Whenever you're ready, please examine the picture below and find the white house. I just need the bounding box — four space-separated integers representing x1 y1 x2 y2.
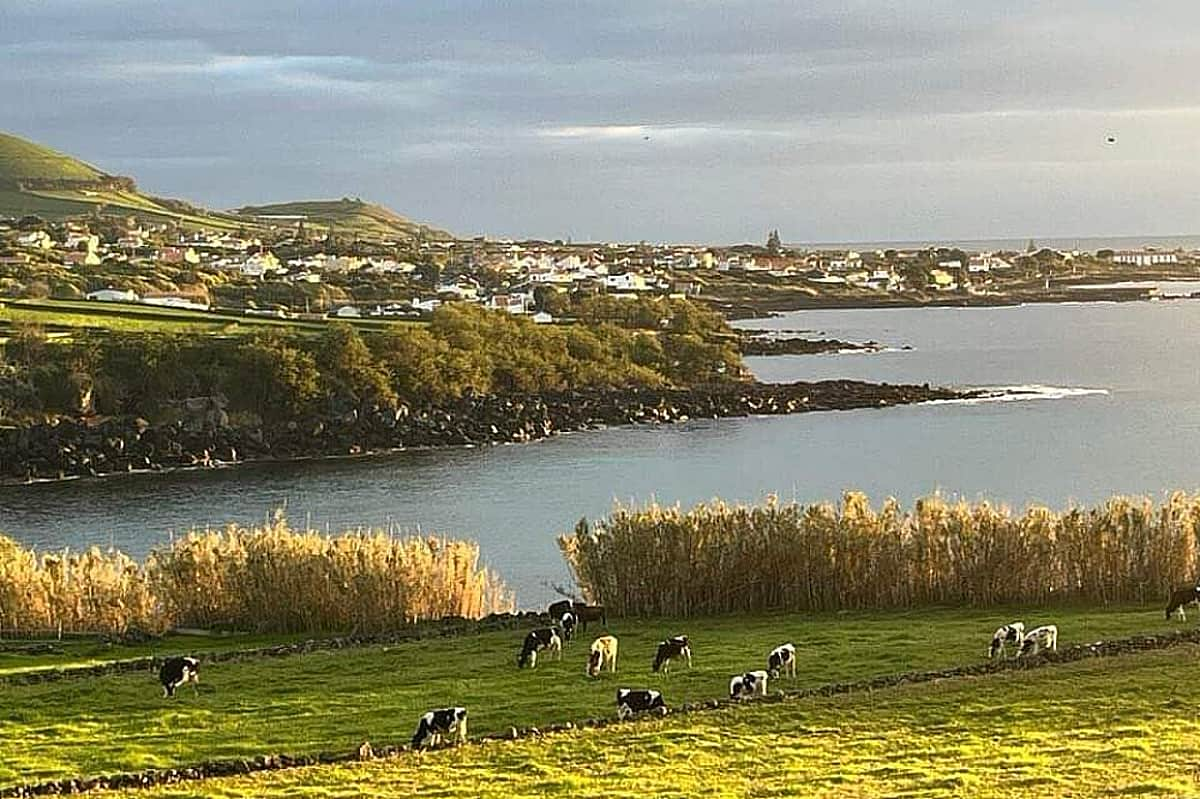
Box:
604 273 650 291
827 252 863 272
488 292 534 314
968 254 1012 273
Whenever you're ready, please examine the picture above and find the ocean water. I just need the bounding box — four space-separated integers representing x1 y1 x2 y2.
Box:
3 296 1200 606
789 234 1200 252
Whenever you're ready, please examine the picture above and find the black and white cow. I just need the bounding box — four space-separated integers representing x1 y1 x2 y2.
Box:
1018 624 1058 657
158 656 200 698
517 627 563 668
988 622 1025 659
767 643 796 679
729 670 770 700
411 707 468 749
652 635 692 673
616 688 665 719
559 612 578 643
1165 586 1200 621
571 602 607 631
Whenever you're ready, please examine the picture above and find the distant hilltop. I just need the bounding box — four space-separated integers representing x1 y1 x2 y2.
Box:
234 198 451 241
0 130 451 240
0 131 136 192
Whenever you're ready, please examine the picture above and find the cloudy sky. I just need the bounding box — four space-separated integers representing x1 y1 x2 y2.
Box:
4 1 1199 243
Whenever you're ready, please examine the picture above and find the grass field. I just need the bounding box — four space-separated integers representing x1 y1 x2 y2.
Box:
0 298 425 338
105 646 1200 798
0 605 1180 789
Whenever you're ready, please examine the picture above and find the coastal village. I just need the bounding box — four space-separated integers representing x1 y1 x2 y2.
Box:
0 211 1196 322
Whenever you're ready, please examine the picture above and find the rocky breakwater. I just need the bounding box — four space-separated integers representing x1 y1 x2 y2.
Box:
0 380 973 483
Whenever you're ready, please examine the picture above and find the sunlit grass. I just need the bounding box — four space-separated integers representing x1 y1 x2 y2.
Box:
98 646 1200 798
0 605 1177 787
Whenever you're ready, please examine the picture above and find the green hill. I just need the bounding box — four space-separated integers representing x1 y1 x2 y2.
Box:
0 131 452 239
0 131 109 185
234 198 451 240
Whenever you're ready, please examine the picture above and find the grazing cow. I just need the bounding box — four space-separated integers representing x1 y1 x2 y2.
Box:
767 643 797 679
571 602 607 631
517 627 563 668
1165 586 1200 621
158 656 200 698
652 635 692 673
548 599 573 621
988 622 1025 659
616 688 665 719
729 670 770 700
560 612 578 643
411 707 468 749
587 635 619 677
1018 625 1058 657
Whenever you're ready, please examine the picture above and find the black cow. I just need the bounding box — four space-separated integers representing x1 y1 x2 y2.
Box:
548 599 573 620
616 688 665 719
411 707 468 749
158 656 200 698
1166 586 1200 621
571 602 607 631
517 627 563 668
652 635 692 673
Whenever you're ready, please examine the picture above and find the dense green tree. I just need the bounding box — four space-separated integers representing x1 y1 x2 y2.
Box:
232 332 320 423
314 324 397 409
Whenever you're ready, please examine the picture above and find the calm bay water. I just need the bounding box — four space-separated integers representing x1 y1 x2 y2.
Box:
3 296 1200 606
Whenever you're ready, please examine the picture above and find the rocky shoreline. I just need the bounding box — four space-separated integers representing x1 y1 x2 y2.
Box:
0 381 972 484
737 331 881 356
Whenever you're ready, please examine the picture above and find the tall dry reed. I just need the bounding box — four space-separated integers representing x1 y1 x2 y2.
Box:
0 534 162 636
558 492 1200 617
0 515 512 636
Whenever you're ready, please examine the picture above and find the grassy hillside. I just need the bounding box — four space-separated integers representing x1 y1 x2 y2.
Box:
0 131 451 237
0 131 107 184
0 605 1169 787
107 646 1200 798
234 197 452 240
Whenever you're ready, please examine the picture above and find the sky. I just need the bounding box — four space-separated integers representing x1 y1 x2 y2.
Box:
3 1 1200 243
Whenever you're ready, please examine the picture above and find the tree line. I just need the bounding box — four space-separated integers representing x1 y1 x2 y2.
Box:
0 302 743 424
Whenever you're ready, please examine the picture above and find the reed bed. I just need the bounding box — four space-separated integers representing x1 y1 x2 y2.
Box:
0 516 512 636
558 492 1200 617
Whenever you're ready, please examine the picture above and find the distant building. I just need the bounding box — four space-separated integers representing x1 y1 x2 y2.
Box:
87 288 139 303
1112 250 1178 267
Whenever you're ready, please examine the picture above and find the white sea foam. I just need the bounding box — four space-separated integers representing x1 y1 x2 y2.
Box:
926 384 1111 406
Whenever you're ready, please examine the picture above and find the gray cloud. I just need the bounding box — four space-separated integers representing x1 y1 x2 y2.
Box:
2 1 1198 241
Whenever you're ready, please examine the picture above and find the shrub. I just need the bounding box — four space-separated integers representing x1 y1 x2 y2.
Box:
559 492 1200 617
0 519 512 636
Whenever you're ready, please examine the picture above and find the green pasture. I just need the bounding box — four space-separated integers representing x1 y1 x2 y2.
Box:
110 645 1200 798
0 604 1176 788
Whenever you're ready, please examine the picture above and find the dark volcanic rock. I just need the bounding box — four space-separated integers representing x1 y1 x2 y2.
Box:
0 381 972 484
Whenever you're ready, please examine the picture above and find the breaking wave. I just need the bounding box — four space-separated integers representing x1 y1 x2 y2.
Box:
927 384 1111 406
